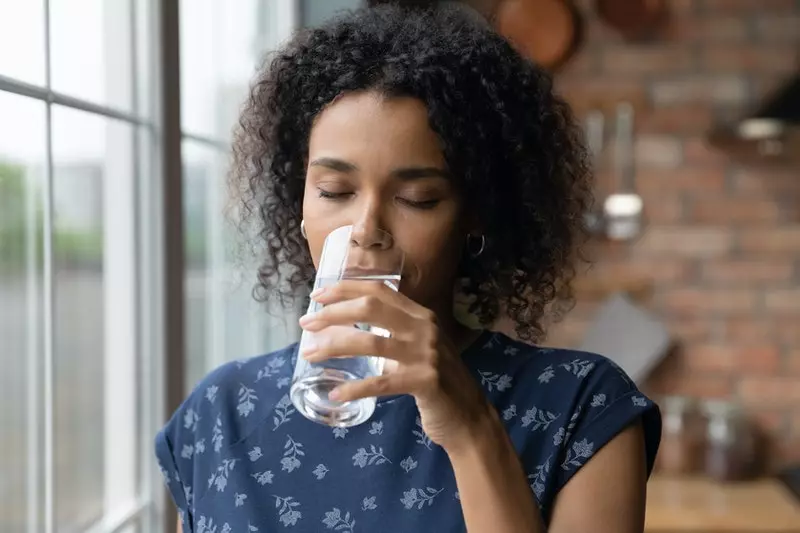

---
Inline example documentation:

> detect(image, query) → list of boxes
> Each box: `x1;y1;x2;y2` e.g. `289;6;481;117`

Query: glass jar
655;395;704;475
702;400;756;482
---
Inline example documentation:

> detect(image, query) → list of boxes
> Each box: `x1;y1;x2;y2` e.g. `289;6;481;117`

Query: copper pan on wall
596;0;667;41
494;0;584;72
365;0;584;72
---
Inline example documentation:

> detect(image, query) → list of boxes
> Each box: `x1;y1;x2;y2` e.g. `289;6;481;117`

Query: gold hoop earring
300;220;307;240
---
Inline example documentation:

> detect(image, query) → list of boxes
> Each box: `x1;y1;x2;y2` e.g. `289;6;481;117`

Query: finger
301;326;411;363
329;371;417;402
299;293;412;334
311;278;424;317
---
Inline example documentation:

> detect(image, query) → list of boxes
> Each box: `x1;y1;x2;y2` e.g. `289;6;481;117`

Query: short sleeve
153;363;233;533
155;407;196;531
552;359;661;492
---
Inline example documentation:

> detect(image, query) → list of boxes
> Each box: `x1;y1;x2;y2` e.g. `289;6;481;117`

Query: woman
156;4;661;532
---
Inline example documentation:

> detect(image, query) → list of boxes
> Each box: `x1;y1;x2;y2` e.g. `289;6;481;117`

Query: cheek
301;188;342;269
399;216;464;290
304;225;331;271
301;213;325;271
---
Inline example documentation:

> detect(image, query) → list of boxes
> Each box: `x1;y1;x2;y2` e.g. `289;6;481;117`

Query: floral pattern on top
155;331;661;532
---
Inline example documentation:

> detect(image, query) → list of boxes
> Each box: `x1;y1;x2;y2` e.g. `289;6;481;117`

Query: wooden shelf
646;475;800;532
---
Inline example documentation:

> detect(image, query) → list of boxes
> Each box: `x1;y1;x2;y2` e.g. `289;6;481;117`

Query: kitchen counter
646;475;800;532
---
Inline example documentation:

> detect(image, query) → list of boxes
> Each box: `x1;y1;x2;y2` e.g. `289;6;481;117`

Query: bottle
702;400;757;482
656;395;704;475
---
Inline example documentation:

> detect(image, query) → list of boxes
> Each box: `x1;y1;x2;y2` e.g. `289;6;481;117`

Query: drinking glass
290;225;404;427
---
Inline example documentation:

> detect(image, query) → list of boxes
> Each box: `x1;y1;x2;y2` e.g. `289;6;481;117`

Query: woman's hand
300;280;547;533
299;280;493;453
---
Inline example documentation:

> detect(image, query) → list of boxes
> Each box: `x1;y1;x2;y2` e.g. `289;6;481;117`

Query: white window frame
0;1;302;532
0;0;157;532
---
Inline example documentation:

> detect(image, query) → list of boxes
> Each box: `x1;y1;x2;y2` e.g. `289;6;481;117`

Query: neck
429;300;482;354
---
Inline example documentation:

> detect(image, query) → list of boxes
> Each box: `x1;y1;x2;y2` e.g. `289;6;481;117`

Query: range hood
707;74;800;165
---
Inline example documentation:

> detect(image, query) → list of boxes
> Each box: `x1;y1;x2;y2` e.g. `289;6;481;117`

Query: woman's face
302;91;466;313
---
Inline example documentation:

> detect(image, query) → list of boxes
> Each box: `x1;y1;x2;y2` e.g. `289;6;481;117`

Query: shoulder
171;343;297;440
474;332;661;517
472;331;640;399
153;344;298;517
160;343;298;444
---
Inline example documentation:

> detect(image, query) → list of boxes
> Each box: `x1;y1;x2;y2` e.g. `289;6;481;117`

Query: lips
342;266;393;277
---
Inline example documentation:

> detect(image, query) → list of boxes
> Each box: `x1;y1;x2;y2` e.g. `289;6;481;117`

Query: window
0;1;151;532
0;0;46;86
0;90;46;533
0;1;301;532
51;107;138;531
179;0;301;392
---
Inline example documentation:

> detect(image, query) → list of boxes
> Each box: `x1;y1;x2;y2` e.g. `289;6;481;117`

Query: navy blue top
155;330;661;532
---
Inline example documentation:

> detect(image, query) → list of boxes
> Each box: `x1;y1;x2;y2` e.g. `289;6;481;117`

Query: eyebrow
309;157;357;173
309;157;450;180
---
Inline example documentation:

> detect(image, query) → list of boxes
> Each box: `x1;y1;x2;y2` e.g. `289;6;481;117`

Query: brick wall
549;0;800;468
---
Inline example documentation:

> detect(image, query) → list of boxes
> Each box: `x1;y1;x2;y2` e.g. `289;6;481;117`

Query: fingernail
299;313;317;327
310;287;326;299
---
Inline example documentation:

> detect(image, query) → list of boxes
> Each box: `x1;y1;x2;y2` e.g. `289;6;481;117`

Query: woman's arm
303;283;650;531
450;415;648;533
447;408;546;533
305;282;546;532
548;422;648;533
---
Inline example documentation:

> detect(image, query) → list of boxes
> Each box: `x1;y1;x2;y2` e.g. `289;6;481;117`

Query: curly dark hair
230;4;592;342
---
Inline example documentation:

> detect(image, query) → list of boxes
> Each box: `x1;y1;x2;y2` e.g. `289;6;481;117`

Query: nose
350;224;392;250
350;203;392;251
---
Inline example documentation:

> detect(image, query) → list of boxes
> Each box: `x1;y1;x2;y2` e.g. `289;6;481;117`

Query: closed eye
318;189;352;201
397;197;440;210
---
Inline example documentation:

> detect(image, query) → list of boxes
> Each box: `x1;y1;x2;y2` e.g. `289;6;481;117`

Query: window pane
0;92;46;533
50;0;134;112
0;0;46;85
183;140;299;391
118;521;140;533
180;0;292;141
134;0;153;121
183;140;215;389
301;0;361;27
52;107;137;530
